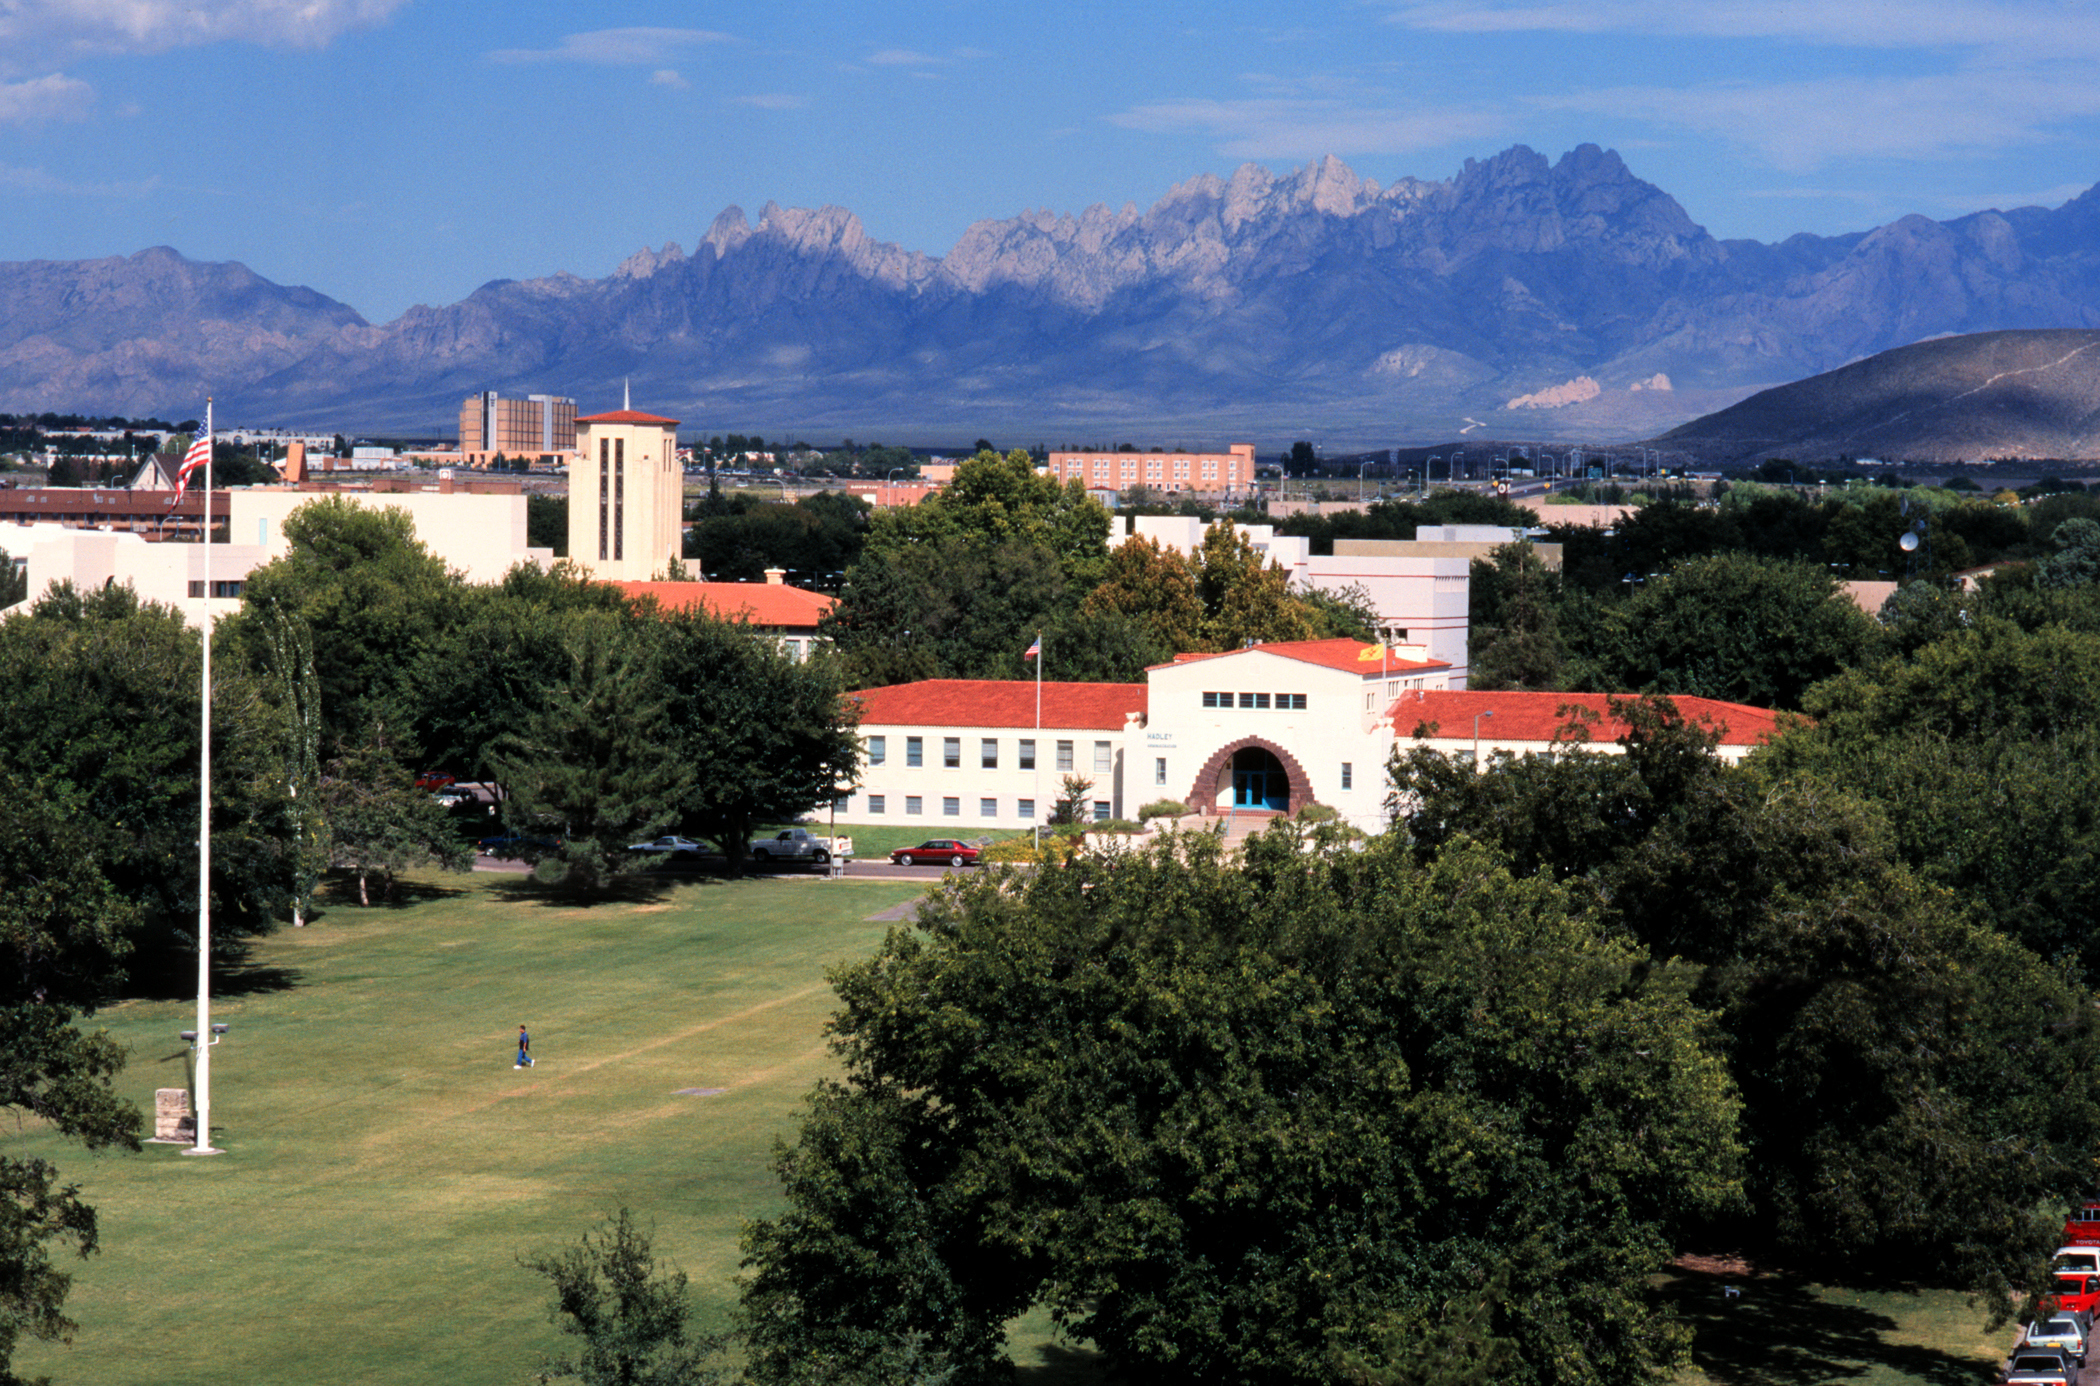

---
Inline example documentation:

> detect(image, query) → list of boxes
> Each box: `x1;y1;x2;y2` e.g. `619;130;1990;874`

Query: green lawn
10;868;937;1386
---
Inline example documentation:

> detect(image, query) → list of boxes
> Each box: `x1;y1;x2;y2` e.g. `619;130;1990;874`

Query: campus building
841;638;1782;835
614;573;835;661
1115;515;1476;684
568;407;683;581
1047;445;1257;495
459;391;577;465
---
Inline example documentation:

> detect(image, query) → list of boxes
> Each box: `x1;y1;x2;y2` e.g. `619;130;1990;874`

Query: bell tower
570;404;682;580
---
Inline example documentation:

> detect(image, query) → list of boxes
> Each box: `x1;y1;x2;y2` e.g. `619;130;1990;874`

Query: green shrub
1295;803;1340;823
1137;799;1190;821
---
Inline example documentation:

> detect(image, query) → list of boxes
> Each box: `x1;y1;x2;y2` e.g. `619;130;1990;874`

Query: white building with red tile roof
842;638;1784;834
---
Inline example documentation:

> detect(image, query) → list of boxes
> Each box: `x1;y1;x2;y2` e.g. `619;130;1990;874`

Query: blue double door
1231;748;1289;811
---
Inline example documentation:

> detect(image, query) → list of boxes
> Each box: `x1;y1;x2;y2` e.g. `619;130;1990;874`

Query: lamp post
887;467;901;506
1472;708;1494;767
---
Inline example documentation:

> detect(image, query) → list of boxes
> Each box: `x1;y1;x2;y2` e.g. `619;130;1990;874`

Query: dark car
2006;1347;2077;1386
889;839;981;868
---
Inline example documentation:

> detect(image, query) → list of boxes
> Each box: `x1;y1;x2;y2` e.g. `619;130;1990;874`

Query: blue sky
4;0;2096;324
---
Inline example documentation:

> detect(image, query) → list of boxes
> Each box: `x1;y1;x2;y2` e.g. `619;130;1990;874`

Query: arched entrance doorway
1230;746;1290;811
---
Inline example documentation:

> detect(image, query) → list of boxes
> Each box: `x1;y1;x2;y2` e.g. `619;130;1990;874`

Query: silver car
2028;1316;2089;1367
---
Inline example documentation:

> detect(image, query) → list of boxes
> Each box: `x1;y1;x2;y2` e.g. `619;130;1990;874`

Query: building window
1239;692;1256;708
943;796;960;817
1341;763;1353;790
980;797;997;817
1094;741;1112;772
906;737;923;768
1093;802;1110;821
867;735;886;766
187;580;245;599
1203;691;1225;708
1279;693;1306;710
834;795;850;813
1155;757;1167;785
1019;739;1035;770
1056;740;1074;772
869;795;886;814
981;738;998;769
613;437;625;562
943;737;960;769
1253;693;1272;709
1018;798;1035;820
1365;691;1376;710
905;796;923;815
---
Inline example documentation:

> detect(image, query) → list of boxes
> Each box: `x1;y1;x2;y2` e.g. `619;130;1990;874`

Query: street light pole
1472;708;1494;767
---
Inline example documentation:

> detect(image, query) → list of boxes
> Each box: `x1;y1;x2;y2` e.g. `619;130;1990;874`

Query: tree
1467;543;1567;690
2039;516;2100;588
229;497;466;750
655;608;860;877
1194;523;1322;649
741;831;1743;1386
315;722;473;906
1077;534;1203;651
491;617;693;893
528;495;570;558
1581;552;1876;711
0;547;23;608
1389;710;2100;1293
0;776;144;1386
523;1209;724;1386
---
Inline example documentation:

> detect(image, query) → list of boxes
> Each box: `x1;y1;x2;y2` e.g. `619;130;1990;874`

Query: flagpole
188;399;221;1156
1033;631;1042;848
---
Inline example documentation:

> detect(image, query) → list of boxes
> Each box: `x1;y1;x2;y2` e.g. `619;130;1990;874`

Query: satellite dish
1900;531;1920;552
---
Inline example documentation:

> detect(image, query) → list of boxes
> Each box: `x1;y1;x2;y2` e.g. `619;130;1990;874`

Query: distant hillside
1659;330;2100;463
8;145;2100;444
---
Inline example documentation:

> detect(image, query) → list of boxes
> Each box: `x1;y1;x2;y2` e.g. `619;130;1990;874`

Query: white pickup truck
747;827;852;864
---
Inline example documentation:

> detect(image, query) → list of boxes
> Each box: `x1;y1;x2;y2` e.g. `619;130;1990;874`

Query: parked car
2027;1315;2089;1366
748;827;848;864
629;836;705;854
889;839;981;868
2006;1347;2078;1386
2056;1245;2100;1276
415;771;456;792
2052;1272;2100;1316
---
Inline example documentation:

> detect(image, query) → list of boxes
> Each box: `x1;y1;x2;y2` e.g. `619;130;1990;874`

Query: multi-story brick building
1045;444;1256;495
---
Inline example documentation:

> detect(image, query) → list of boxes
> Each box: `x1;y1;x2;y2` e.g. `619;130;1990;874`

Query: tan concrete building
569;407;684;581
1047;444;1257;495
460;392;577;465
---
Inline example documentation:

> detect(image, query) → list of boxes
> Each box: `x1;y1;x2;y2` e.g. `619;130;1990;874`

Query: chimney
763;567;786;585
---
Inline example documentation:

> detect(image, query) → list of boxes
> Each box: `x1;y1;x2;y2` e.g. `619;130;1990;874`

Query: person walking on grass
516;1024;533;1069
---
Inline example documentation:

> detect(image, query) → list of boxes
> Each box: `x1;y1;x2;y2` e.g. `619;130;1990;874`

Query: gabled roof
1390;690;1783;748
1156;637;1451;678
852;680;1147;731
577;409;680;426
616;580;833;628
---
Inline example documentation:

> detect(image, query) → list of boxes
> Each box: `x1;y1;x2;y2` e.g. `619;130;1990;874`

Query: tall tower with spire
569;397;683;580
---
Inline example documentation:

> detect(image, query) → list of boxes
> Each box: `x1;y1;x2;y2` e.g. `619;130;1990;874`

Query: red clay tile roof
577;409;680;425
852;680;1147;730
616;581;833;627
1390;690;1782;748
1158;637;1451;678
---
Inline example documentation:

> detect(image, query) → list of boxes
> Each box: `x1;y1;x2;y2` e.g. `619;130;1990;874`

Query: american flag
171;431;211;503
1023;634;1041;660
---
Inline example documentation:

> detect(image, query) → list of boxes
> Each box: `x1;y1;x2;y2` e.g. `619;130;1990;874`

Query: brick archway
1186;736;1316;817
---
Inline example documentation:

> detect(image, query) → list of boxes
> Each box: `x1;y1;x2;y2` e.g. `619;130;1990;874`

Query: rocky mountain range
8;144;2100;447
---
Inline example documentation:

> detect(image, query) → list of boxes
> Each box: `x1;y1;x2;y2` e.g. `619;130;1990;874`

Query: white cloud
0;162;158;197
0;0;408;62
650;69;689;89
0;73;94;124
735;93;808;110
1109;95;1509;159
489;28;733;66
866;48;940;67
1385;0;2100;57
1541;66;2100;167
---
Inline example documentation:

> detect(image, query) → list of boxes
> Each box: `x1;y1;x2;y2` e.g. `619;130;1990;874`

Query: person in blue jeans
516;1024;533;1068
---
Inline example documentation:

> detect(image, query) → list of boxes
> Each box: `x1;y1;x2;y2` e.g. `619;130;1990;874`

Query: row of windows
863;795;1083;820
866;735;1113;772
1201;691;1309;710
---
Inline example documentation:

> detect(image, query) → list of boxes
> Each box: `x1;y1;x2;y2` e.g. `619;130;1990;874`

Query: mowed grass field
10;868;933;1386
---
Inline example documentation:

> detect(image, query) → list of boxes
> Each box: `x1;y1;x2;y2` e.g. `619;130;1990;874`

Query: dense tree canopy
742;830;1742;1386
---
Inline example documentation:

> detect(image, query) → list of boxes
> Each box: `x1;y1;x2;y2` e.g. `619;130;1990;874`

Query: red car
889;839;981;868
2048;1272;2100;1316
